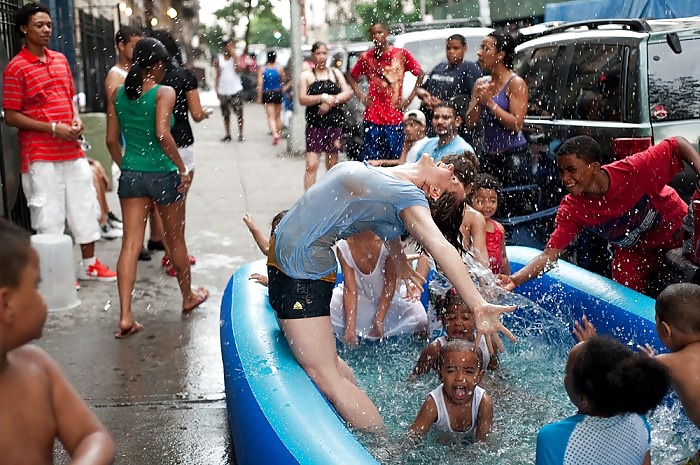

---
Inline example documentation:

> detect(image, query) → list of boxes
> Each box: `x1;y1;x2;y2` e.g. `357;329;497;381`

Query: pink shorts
305;126;342;154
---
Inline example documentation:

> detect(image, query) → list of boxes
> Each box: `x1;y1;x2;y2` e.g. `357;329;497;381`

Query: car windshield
403;38;448;73
648;37;700;121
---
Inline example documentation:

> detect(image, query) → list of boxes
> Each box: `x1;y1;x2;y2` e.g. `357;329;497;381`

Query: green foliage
249;15;290;48
213;0;282;51
355;0;426;37
201;24;225;56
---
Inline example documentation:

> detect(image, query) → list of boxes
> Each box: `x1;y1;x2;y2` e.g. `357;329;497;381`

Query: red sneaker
79;259;117;282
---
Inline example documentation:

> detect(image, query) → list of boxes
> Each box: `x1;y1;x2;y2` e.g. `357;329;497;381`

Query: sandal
114;321;144;339
183;287;208;313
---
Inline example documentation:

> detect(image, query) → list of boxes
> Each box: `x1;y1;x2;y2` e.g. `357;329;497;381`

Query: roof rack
389;17;484;35
538;18;652;37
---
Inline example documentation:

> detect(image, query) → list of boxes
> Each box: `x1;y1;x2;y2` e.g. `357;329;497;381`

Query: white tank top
217;54;243;95
429;383;485;437
336;239;389;302
109;65;128;78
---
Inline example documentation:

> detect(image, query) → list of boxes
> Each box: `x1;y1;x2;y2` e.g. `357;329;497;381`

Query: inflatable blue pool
220;246;660;465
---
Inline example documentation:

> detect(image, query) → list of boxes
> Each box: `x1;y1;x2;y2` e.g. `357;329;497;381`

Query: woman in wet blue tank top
465;31;529;187
257;50;287;145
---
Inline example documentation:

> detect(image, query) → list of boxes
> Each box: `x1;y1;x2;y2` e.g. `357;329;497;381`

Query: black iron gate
0;0;29;229
79;10;115;113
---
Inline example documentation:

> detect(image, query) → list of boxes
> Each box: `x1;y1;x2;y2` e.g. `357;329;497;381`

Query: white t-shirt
405;136;430;164
217;54;243;96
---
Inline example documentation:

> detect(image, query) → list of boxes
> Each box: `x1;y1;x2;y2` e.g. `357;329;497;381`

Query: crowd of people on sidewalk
1;3;700;463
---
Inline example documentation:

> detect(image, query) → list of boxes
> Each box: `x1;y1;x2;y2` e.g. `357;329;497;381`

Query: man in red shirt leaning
348;21;425;162
3;2;116;282
501;135;700;295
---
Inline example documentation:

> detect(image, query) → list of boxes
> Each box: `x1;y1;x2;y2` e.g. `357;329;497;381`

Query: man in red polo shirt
3;2;116;282
348;22;424;162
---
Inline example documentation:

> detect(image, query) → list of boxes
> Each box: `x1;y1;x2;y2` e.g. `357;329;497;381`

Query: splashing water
341;294;699;464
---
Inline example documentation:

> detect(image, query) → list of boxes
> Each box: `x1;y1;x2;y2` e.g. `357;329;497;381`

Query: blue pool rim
220;246;661;464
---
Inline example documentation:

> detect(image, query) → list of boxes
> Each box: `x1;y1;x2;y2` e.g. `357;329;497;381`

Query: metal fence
0;0;29;229
78;10;115;113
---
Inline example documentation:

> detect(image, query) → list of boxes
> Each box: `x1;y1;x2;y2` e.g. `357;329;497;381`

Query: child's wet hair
271;210;288;233
434;287;469;319
472;173;500;198
571;336;670;415
0;218;32;288
440;152;479;190
656;283;700;333
438;339;483;371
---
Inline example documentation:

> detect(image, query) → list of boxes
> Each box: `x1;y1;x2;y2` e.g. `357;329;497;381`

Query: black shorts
262;90;283;104
267;266;334;319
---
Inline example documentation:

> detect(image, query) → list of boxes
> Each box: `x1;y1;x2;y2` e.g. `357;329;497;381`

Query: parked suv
510;17;700;275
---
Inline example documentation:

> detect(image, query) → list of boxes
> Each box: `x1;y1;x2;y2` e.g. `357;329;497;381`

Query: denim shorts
117;170;183;205
267;266;334;320
361;122;405;161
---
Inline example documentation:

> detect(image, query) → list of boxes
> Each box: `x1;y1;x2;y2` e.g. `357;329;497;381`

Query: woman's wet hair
0;218;31;289
656;283;700;333
124;37;169;100
14;2;49;38
441;152;479;191
149;29;182;66
311;41;326;54
267;50;277;64
571;336;670;415
556;135;602;164
489;31;517;69
424;191;466;257
438;339;483;371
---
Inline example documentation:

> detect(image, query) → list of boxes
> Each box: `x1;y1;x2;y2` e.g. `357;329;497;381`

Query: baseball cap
404;109;426;126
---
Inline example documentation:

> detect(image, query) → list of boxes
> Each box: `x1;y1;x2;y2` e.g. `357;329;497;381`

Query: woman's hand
178;172;192;193
394;257;426;302
473;81;491;106
473;303;517;354
249;273;269;286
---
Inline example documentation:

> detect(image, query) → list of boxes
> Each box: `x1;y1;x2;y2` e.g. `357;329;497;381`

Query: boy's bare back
657;344;700;428
0;344;114;464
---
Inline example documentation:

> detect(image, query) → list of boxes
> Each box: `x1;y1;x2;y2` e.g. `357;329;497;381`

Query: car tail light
611;137;652;159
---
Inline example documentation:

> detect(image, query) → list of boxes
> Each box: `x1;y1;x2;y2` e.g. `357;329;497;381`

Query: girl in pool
470;174;510;275
409;339;493;442
330;230;428;345
535;335;671;465
411;288;497;379
267;155;516;430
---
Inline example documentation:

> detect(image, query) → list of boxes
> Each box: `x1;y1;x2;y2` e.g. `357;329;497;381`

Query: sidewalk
49;102;310;464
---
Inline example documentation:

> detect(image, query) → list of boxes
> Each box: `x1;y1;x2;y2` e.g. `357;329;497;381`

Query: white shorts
22;158;101;244
179;145;195;172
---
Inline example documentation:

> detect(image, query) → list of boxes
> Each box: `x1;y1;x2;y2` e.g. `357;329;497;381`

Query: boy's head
445;34;467;66
655;283;700;351
115;26;142;63
556;135;603;197
435;289;476;341
438;339;484;404
440;151;479;194
471;174;500;219
432;102;461;137
15;2;51;46
0;219;47;347
403;109;426;142
369;22;389;48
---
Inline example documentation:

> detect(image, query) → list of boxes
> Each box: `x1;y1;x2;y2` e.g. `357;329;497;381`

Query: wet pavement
48;97;310;464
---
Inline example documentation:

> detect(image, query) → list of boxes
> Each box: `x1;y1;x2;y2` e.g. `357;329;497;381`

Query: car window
514;46;560;117
563;44;624;121
403;38;448;74
648;37;700;121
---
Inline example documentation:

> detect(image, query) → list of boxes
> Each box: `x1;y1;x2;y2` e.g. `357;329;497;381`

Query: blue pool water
341;295;700;464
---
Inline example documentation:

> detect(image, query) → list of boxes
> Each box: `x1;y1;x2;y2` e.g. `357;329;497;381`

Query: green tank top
115;85;176;172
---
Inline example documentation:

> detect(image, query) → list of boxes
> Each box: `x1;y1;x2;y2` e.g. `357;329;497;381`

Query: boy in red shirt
503;135;700;295
3;2;116;282
348;22;424;162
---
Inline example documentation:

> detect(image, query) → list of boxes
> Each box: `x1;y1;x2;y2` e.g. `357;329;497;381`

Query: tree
201;23;225;57
355;0;427;37
249;14;290;48
214;0;277;53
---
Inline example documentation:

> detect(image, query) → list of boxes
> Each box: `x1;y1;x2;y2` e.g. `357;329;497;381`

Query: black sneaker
138;247;152;261
221;135;232;142
238;135;245;142
147;240;166;251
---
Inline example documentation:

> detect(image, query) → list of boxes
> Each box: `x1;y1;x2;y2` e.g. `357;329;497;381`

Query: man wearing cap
415;101;474;162
367;109;429;167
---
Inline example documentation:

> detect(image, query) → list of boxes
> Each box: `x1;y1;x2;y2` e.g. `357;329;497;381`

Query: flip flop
114;321;144;339
183;287;209;313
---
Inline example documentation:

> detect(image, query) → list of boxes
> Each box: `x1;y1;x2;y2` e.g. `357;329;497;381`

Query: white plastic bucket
31;234;80;311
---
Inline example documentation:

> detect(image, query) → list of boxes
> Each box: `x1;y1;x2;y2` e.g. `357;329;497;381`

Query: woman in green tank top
106;37;208;340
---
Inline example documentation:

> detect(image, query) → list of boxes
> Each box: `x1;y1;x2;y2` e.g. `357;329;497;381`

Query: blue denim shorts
361;122;405;161
117;170;183;205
